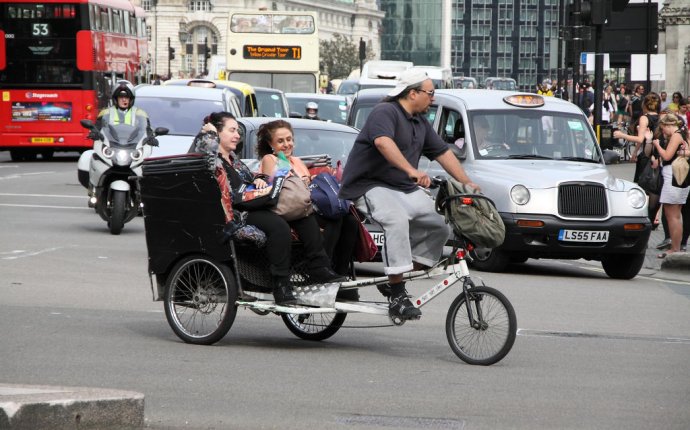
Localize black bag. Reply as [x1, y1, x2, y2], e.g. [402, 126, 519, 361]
[233, 176, 285, 211]
[637, 160, 662, 195]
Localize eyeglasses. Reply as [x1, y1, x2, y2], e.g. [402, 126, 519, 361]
[416, 88, 435, 97]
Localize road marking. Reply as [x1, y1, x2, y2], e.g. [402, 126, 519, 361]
[517, 328, 690, 344]
[566, 260, 690, 286]
[0, 171, 55, 180]
[1, 246, 74, 260]
[0, 203, 88, 210]
[0, 193, 83, 199]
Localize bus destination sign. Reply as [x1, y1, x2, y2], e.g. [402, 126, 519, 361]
[243, 45, 301, 60]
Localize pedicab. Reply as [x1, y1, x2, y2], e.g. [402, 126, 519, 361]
[139, 153, 517, 365]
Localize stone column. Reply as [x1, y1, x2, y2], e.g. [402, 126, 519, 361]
[659, 0, 690, 95]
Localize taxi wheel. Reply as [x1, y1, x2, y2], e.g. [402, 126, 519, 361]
[601, 252, 645, 280]
[468, 247, 509, 272]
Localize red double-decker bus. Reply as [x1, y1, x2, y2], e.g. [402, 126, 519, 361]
[0, 0, 148, 161]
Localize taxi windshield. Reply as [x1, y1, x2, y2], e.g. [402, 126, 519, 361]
[469, 110, 602, 163]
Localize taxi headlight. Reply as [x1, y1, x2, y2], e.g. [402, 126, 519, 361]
[510, 185, 530, 205]
[628, 188, 646, 209]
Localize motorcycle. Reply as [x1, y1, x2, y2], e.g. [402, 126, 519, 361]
[77, 119, 168, 235]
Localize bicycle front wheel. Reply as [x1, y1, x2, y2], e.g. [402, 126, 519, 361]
[446, 286, 516, 365]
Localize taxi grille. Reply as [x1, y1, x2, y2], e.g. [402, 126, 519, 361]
[558, 183, 607, 217]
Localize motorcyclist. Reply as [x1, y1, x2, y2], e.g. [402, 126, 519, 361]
[91, 80, 155, 143]
[303, 101, 322, 120]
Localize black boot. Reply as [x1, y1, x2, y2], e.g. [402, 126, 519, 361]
[307, 266, 347, 284]
[273, 277, 297, 305]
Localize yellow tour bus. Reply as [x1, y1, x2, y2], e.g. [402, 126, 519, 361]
[226, 10, 319, 93]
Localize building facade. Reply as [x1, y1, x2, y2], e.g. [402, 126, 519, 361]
[138, 0, 383, 79]
[380, 0, 563, 91]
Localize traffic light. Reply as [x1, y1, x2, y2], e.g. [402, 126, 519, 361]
[204, 44, 211, 60]
[581, 0, 612, 26]
[168, 46, 175, 61]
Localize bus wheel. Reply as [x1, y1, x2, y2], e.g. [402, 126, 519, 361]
[10, 150, 25, 161]
[40, 150, 54, 160]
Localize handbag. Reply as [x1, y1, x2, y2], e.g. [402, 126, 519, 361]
[349, 205, 378, 262]
[637, 159, 662, 195]
[671, 156, 690, 188]
[310, 173, 351, 220]
[272, 172, 314, 221]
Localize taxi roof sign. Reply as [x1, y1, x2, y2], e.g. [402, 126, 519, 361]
[502, 94, 545, 108]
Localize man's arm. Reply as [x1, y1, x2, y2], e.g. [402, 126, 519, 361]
[373, 135, 431, 187]
[435, 150, 480, 191]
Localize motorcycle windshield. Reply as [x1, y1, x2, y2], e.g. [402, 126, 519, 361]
[104, 122, 147, 148]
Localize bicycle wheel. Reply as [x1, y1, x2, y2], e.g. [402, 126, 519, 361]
[164, 256, 238, 345]
[446, 286, 516, 365]
[281, 312, 346, 341]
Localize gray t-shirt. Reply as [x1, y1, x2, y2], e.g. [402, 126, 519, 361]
[339, 101, 448, 200]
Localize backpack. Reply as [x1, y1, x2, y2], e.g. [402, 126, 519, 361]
[435, 178, 505, 248]
[309, 173, 351, 220]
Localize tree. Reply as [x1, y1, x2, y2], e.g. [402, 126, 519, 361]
[320, 33, 373, 79]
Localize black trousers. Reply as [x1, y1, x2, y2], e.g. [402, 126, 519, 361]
[316, 212, 359, 275]
[246, 210, 331, 279]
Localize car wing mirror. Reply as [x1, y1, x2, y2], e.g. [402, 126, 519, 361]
[80, 119, 96, 131]
[154, 127, 169, 136]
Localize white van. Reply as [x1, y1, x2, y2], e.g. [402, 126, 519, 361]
[410, 65, 454, 89]
[358, 60, 413, 90]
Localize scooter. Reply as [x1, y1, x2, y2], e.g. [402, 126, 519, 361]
[77, 119, 168, 235]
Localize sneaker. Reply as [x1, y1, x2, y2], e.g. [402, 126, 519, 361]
[655, 238, 672, 250]
[389, 292, 421, 320]
[308, 267, 347, 284]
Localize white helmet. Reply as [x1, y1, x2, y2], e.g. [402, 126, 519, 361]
[305, 101, 318, 118]
[111, 80, 135, 105]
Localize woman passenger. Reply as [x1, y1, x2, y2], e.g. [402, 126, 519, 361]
[191, 112, 342, 305]
[256, 119, 359, 281]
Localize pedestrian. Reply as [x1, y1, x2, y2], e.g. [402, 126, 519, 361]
[576, 82, 594, 118]
[668, 92, 684, 113]
[660, 91, 670, 111]
[629, 84, 646, 125]
[615, 83, 630, 126]
[652, 114, 690, 257]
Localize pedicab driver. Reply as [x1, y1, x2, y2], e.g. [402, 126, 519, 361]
[339, 69, 480, 321]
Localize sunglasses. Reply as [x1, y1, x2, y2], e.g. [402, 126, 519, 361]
[416, 88, 435, 97]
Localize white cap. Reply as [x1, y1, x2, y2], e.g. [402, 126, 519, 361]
[387, 69, 430, 97]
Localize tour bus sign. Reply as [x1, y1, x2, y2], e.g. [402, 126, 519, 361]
[243, 45, 301, 60]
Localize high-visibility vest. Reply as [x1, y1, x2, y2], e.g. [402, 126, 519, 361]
[109, 106, 138, 126]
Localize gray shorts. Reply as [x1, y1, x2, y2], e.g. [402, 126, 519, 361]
[355, 187, 450, 275]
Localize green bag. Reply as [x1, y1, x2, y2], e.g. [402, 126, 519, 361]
[435, 178, 506, 248]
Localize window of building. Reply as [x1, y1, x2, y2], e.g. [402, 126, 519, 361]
[141, 0, 152, 11]
[188, 0, 212, 12]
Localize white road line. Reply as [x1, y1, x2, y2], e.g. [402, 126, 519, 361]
[0, 171, 55, 180]
[0, 203, 88, 210]
[0, 193, 83, 199]
[1, 246, 74, 260]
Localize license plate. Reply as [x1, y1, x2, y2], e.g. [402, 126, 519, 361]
[31, 137, 54, 143]
[370, 232, 385, 247]
[558, 229, 609, 243]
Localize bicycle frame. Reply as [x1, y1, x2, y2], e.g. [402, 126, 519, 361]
[236, 254, 472, 317]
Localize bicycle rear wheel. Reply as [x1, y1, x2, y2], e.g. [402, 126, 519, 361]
[446, 286, 516, 365]
[281, 312, 346, 341]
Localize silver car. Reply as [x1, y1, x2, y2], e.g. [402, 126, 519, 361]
[421, 89, 651, 279]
